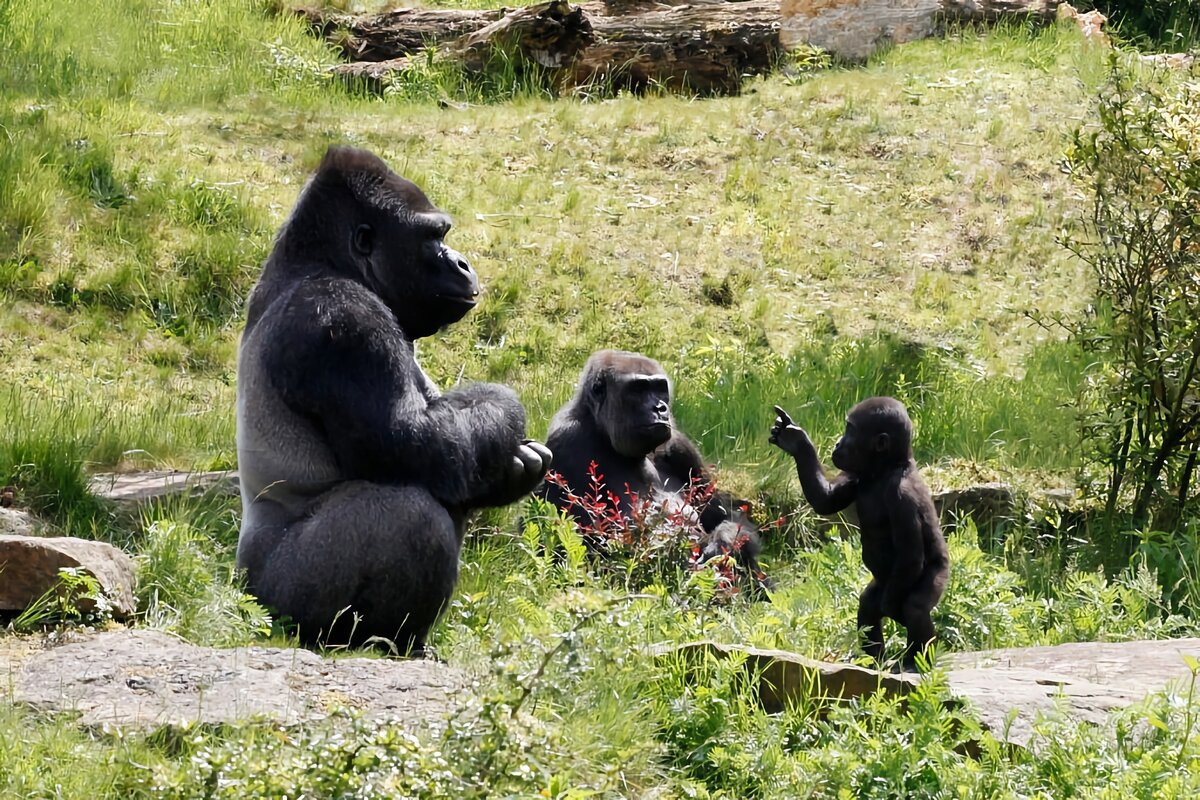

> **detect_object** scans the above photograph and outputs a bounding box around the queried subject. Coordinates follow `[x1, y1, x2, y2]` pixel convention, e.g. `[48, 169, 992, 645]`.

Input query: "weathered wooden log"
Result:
[570, 2, 783, 94]
[304, 0, 1061, 96]
[942, 0, 1059, 24]
[452, 1, 595, 73]
[297, 6, 505, 62]
[321, 1, 782, 96]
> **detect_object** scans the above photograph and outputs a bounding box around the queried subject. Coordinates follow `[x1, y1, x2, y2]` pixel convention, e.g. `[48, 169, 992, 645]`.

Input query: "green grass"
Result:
[2, 1, 1200, 796]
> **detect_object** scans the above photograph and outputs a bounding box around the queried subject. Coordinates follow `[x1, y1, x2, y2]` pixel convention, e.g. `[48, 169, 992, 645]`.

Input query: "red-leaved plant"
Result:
[544, 461, 770, 600]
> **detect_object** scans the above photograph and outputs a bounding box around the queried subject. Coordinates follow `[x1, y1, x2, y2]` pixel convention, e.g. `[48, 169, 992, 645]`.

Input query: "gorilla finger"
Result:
[523, 440, 554, 469]
[510, 455, 528, 477]
[514, 445, 543, 473]
[773, 405, 794, 426]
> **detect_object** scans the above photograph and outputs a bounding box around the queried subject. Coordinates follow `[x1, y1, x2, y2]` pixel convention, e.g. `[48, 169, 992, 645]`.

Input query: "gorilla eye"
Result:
[353, 224, 374, 256]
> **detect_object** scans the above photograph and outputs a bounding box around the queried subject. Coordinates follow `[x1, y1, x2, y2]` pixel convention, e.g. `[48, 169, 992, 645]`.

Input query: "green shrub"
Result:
[1064, 61, 1200, 527]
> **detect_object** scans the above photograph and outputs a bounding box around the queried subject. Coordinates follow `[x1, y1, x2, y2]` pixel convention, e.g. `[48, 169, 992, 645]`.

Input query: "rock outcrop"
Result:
[780, 0, 1059, 61]
[663, 638, 1200, 746]
[88, 470, 240, 507]
[3, 629, 467, 730]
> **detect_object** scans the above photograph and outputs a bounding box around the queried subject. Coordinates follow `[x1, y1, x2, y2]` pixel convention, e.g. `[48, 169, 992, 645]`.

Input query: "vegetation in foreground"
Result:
[2, 1, 1199, 797]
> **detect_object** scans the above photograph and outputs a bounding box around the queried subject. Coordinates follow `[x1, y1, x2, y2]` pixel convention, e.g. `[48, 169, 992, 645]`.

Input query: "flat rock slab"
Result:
[668, 638, 1200, 746]
[89, 471, 239, 506]
[3, 629, 467, 730]
[944, 638, 1200, 746]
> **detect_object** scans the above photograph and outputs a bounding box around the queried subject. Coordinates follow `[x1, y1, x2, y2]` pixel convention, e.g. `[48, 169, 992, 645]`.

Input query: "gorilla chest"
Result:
[855, 481, 899, 572]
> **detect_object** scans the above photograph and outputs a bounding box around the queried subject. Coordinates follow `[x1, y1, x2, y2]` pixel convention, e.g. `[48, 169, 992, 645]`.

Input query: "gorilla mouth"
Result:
[641, 421, 672, 440]
[436, 293, 480, 307]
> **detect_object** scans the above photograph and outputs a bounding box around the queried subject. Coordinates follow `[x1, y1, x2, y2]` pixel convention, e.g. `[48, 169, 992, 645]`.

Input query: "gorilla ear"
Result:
[589, 376, 607, 403]
[352, 224, 374, 257]
[873, 432, 891, 453]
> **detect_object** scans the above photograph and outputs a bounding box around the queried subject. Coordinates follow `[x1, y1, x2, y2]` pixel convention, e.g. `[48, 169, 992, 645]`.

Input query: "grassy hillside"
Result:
[3, 2, 1199, 797]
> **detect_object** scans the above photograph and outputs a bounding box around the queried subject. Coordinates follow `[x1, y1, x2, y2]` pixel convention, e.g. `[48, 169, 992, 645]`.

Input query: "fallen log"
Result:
[568, 2, 783, 93]
[309, 0, 783, 96]
[296, 6, 505, 62]
[942, 0, 1059, 24]
[300, 0, 1061, 96]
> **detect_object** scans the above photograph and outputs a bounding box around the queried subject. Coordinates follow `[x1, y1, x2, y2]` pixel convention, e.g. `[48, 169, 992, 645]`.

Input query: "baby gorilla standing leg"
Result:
[856, 580, 886, 663]
[896, 566, 947, 666]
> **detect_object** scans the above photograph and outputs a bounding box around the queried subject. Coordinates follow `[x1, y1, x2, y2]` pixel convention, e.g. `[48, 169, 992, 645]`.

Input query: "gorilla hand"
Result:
[769, 405, 811, 457]
[503, 439, 554, 501]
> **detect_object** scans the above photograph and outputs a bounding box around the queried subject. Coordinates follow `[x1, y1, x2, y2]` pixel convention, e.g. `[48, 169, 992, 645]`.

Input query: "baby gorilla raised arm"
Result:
[770, 398, 948, 668]
[236, 145, 551, 653]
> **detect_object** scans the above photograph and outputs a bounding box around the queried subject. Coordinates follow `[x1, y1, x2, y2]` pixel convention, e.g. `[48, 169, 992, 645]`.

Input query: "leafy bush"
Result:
[1063, 61, 1200, 527]
[6, 567, 113, 632]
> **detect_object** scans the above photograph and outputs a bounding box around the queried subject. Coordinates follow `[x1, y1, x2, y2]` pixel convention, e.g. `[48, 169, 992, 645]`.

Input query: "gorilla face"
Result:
[831, 397, 913, 475]
[347, 172, 480, 339]
[600, 371, 673, 458]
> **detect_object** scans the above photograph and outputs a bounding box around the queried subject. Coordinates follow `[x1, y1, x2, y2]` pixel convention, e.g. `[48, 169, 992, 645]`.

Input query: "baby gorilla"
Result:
[770, 397, 948, 669]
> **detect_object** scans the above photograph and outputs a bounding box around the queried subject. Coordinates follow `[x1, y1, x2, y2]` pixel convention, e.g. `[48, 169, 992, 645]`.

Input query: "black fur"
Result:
[538, 350, 768, 589]
[770, 397, 949, 668]
[236, 145, 551, 653]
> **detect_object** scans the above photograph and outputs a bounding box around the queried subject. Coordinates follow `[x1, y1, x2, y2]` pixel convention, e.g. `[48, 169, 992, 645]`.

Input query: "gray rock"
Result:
[88, 470, 239, 507]
[0, 535, 138, 619]
[933, 482, 1016, 528]
[663, 641, 919, 713]
[944, 638, 1200, 746]
[0, 507, 44, 537]
[3, 629, 467, 730]
[781, 1, 1059, 61]
[1039, 487, 1075, 509]
[781, 0, 940, 61]
[662, 638, 1200, 747]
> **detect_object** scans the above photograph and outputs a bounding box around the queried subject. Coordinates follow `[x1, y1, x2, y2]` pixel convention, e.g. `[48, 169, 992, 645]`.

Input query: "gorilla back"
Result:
[236, 146, 551, 653]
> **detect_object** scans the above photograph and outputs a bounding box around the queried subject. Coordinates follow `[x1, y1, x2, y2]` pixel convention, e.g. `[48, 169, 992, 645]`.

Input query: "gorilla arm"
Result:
[769, 406, 858, 515]
[267, 284, 547, 509]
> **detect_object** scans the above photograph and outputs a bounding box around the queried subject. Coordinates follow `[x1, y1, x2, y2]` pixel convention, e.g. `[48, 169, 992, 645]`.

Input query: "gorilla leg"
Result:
[247, 482, 461, 653]
[857, 579, 885, 662]
[898, 567, 947, 668]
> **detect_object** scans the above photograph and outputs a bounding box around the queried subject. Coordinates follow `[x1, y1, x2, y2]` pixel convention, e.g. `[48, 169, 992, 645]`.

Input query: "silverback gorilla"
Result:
[770, 397, 948, 668]
[538, 350, 768, 589]
[236, 146, 551, 653]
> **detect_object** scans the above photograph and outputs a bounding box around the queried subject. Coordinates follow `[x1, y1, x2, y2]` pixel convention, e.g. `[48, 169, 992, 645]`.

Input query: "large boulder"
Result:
[0, 535, 138, 619]
[946, 638, 1200, 746]
[780, 1, 1060, 61]
[933, 482, 1015, 528]
[3, 629, 467, 730]
[780, 0, 940, 61]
